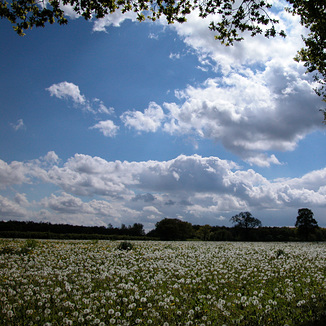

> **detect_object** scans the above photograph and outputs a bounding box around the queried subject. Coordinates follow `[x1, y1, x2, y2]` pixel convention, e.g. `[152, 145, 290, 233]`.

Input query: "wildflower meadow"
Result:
[1, 239, 326, 325]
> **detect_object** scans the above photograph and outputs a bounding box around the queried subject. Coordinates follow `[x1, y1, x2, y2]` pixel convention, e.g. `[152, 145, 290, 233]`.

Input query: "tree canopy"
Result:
[287, 1, 326, 105]
[295, 208, 319, 240]
[152, 217, 193, 240]
[230, 211, 262, 229]
[1, 0, 325, 104]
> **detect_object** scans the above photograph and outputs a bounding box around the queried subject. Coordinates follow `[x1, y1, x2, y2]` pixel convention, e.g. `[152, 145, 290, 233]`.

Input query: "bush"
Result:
[275, 249, 285, 258]
[117, 241, 134, 250]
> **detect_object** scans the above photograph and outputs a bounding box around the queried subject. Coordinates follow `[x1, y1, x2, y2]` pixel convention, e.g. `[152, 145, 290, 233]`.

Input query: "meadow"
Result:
[0, 239, 326, 325]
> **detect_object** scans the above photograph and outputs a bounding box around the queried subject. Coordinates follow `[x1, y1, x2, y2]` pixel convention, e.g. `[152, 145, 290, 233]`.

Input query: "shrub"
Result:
[275, 248, 285, 258]
[117, 241, 134, 250]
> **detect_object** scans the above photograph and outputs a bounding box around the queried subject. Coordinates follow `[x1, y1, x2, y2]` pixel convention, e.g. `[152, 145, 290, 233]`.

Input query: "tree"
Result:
[195, 224, 212, 241]
[129, 223, 145, 236]
[0, 0, 286, 38]
[295, 208, 319, 240]
[153, 217, 193, 240]
[286, 1, 326, 105]
[230, 211, 262, 229]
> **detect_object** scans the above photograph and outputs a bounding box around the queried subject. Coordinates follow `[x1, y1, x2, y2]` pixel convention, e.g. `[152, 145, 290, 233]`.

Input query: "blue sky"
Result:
[1, 0, 326, 230]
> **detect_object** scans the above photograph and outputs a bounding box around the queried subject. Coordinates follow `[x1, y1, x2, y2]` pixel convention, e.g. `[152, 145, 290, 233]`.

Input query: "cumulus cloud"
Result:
[90, 120, 119, 137]
[119, 67, 322, 166]
[47, 81, 86, 105]
[38, 192, 138, 226]
[121, 102, 165, 132]
[46, 81, 112, 115]
[132, 193, 156, 202]
[42, 151, 60, 165]
[0, 160, 32, 188]
[115, 3, 323, 166]
[1, 152, 326, 229]
[167, 2, 304, 72]
[92, 10, 138, 32]
[14, 193, 29, 206]
[41, 192, 93, 214]
[164, 66, 322, 165]
[0, 194, 27, 218]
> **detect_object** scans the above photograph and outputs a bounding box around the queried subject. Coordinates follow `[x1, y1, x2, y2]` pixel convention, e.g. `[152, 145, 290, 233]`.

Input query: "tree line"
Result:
[148, 208, 322, 241]
[0, 221, 148, 240]
[0, 208, 323, 241]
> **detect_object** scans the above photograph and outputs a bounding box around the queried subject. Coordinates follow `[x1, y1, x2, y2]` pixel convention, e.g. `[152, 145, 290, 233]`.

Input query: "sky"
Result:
[1, 0, 326, 231]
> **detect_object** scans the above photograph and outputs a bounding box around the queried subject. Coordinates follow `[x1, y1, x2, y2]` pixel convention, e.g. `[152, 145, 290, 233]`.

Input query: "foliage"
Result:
[153, 217, 193, 240]
[194, 224, 212, 241]
[286, 0, 326, 103]
[2, 219, 326, 241]
[295, 208, 319, 240]
[275, 248, 285, 258]
[0, 220, 145, 237]
[1, 240, 326, 325]
[0, 0, 286, 39]
[117, 240, 134, 250]
[230, 211, 262, 229]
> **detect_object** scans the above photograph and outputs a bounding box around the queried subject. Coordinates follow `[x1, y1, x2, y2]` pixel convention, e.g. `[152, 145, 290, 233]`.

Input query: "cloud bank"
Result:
[1, 152, 326, 228]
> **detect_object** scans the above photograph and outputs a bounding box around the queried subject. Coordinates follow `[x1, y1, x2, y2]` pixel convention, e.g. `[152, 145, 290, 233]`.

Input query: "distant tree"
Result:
[210, 228, 234, 241]
[154, 218, 193, 240]
[295, 208, 319, 240]
[129, 223, 145, 236]
[195, 224, 212, 241]
[230, 212, 262, 229]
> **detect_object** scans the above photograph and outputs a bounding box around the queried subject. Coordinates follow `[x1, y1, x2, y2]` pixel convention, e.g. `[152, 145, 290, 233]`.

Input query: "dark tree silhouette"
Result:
[230, 212, 262, 229]
[295, 208, 319, 240]
[230, 211, 262, 240]
[153, 218, 193, 240]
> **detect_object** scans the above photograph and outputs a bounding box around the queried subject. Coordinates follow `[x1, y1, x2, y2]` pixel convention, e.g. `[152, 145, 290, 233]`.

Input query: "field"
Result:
[1, 240, 326, 325]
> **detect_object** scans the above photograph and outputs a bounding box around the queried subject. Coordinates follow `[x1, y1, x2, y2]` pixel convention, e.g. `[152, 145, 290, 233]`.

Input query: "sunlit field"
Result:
[1, 240, 326, 325]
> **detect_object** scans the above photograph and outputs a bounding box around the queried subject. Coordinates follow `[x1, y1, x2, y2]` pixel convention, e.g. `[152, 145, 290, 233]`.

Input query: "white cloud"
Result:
[14, 193, 29, 206]
[46, 81, 112, 115]
[113, 6, 324, 166]
[92, 10, 138, 32]
[90, 120, 119, 137]
[148, 33, 159, 40]
[93, 98, 114, 115]
[42, 151, 60, 165]
[123, 66, 322, 166]
[121, 102, 165, 132]
[112, 1, 319, 166]
[0, 160, 31, 188]
[0, 194, 27, 218]
[10, 119, 25, 131]
[167, 2, 304, 72]
[169, 53, 180, 60]
[47, 81, 86, 105]
[41, 192, 93, 214]
[1, 153, 326, 227]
